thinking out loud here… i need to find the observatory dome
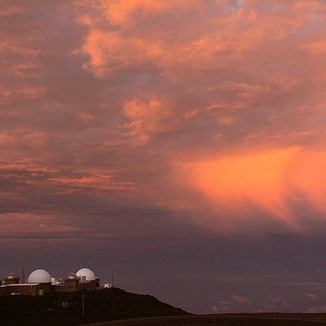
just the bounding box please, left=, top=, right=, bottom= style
left=28, top=269, right=51, bottom=284
left=76, top=268, right=95, bottom=281
left=67, top=273, right=78, bottom=280
left=7, top=273, right=18, bottom=279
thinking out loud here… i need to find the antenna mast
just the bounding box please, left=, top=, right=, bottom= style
left=22, top=267, right=25, bottom=284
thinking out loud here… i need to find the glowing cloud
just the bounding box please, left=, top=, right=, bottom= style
left=175, top=147, right=326, bottom=232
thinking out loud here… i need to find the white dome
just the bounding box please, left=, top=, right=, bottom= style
left=28, top=269, right=51, bottom=284
left=76, top=268, right=95, bottom=281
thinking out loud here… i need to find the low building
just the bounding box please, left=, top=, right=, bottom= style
left=55, top=273, right=80, bottom=292
left=0, top=283, right=49, bottom=296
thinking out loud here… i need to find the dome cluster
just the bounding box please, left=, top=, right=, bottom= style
left=2, top=267, right=100, bottom=296
left=26, top=267, right=96, bottom=283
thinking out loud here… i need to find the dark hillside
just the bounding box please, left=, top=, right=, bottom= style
left=0, top=288, right=188, bottom=326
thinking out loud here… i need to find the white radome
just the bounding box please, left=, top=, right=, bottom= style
left=28, top=269, right=51, bottom=284
left=76, top=268, right=95, bottom=281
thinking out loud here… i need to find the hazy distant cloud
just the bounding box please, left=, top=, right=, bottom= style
left=306, top=306, right=326, bottom=313
left=212, top=305, right=229, bottom=313
left=218, top=300, right=232, bottom=305
left=304, top=293, right=319, bottom=300
left=232, top=295, right=251, bottom=304
left=271, top=297, right=288, bottom=308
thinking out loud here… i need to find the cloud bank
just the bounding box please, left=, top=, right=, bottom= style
left=1, top=0, right=326, bottom=244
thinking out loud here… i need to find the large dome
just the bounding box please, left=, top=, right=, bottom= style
left=76, top=268, right=95, bottom=281
left=28, top=269, right=51, bottom=284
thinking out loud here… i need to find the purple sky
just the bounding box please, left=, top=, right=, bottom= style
left=2, top=0, right=326, bottom=314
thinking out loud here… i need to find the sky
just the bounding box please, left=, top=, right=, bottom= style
left=1, top=0, right=326, bottom=314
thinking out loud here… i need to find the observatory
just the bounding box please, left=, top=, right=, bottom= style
left=1, top=267, right=100, bottom=296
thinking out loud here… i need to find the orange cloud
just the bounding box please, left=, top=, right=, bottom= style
left=81, top=29, right=151, bottom=75
left=48, top=174, right=135, bottom=192
left=80, top=0, right=325, bottom=88
left=174, top=147, right=326, bottom=232
left=99, top=0, right=201, bottom=25
left=122, top=97, right=171, bottom=144
left=0, top=5, right=24, bottom=16
left=179, top=148, right=300, bottom=224
left=303, top=41, right=326, bottom=56
left=0, top=213, right=80, bottom=236
left=289, top=150, right=326, bottom=210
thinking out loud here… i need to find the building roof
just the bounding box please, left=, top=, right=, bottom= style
left=3, top=283, right=40, bottom=287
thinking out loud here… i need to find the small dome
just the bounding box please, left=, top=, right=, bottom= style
left=76, top=268, right=95, bottom=281
left=7, top=273, right=18, bottom=279
left=67, top=273, right=78, bottom=280
left=28, top=269, right=51, bottom=284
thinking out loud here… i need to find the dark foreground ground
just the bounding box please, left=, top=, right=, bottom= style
left=3, top=289, right=326, bottom=325
left=81, top=314, right=326, bottom=326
